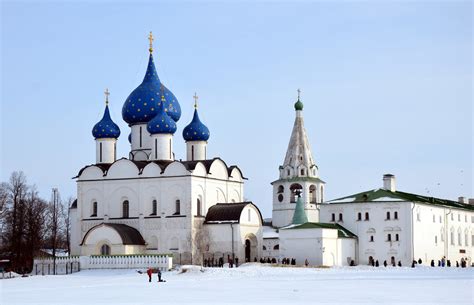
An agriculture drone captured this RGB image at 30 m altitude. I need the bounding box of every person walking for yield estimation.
[146,267,153,283]
[157,269,163,282]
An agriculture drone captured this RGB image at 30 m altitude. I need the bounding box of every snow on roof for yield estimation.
[262,225,279,239]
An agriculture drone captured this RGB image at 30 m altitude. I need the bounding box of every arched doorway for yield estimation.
[245,239,251,262]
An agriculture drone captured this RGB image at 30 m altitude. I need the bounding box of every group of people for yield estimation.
[366,259,402,267]
[146,268,164,282]
[428,256,469,268]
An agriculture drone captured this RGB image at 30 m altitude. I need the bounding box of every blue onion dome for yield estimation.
[92,104,121,139]
[183,108,210,142]
[122,53,181,125]
[147,96,177,134]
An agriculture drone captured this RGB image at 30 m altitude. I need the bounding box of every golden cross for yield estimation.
[104,88,110,105]
[193,92,199,109]
[297,88,301,100]
[148,31,154,53]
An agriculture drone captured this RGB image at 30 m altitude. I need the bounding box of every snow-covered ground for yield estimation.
[1,264,472,305]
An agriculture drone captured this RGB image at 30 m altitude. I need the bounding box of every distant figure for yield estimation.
[398,261,402,267]
[371,260,375,267]
[461,258,466,268]
[219,257,224,268]
[235,257,239,267]
[438,260,441,267]
[375,260,379,267]
[350,260,355,266]
[411,260,416,268]
[260,257,264,263]
[456,261,459,268]
[147,268,153,282]
[441,256,446,267]
[272,258,277,264]
[430,260,435,267]
[254,257,257,262]
[447,260,451,267]
[418,258,422,265]
[305,259,309,267]
[383,260,387,267]
[157,269,162,282]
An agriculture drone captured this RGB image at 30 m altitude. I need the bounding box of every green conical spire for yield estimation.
[292,195,308,225]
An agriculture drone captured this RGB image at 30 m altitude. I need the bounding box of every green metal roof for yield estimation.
[291,196,308,225]
[327,188,474,211]
[283,222,357,238]
[271,176,326,185]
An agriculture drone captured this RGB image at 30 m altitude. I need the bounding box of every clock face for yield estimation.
[278,194,284,202]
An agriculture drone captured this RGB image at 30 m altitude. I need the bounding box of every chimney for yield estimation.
[383,174,396,192]
[458,196,467,204]
[468,198,474,205]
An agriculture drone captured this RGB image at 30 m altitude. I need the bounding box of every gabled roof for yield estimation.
[271,176,325,185]
[327,188,474,211]
[282,222,357,238]
[81,223,146,245]
[204,202,262,224]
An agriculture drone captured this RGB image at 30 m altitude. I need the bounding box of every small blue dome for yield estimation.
[183,108,210,141]
[147,97,177,134]
[122,54,181,125]
[92,105,121,139]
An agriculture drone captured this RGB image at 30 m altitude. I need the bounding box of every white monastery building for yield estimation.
[70,33,473,268]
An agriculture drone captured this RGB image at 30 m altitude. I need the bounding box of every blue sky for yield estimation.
[1,1,472,217]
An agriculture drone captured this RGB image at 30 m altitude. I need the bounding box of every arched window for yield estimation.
[300,169,305,176]
[338,213,343,222]
[277,185,284,194]
[394,211,398,220]
[387,211,391,220]
[309,185,317,203]
[174,199,181,215]
[331,213,335,222]
[122,200,129,218]
[151,200,157,216]
[290,183,303,203]
[262,245,267,250]
[357,212,362,221]
[320,185,324,202]
[91,201,98,217]
[365,212,370,221]
[395,234,399,241]
[197,198,202,216]
[387,234,392,241]
[273,245,279,250]
[369,235,374,242]
[100,244,110,255]
[450,230,454,245]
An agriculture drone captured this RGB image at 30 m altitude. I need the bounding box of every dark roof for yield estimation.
[70,199,77,209]
[282,222,357,238]
[271,176,325,185]
[205,202,262,224]
[81,223,145,245]
[327,188,474,211]
[74,157,246,179]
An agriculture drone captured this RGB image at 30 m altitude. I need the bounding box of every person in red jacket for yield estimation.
[146,268,153,282]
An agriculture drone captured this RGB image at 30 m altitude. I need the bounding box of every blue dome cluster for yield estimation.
[92,105,121,139]
[147,97,177,134]
[122,54,181,125]
[183,108,210,141]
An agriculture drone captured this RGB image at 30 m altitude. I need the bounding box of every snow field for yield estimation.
[1,264,472,305]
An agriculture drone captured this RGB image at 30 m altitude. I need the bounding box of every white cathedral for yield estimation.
[70,34,474,267]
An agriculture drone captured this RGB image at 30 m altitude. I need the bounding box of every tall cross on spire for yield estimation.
[104,88,110,105]
[148,31,154,53]
[193,92,199,109]
[297,88,301,100]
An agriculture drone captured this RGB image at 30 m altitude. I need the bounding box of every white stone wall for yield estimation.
[150,134,173,161]
[186,141,207,161]
[262,238,279,259]
[279,228,355,266]
[412,203,473,266]
[96,138,116,164]
[320,202,412,266]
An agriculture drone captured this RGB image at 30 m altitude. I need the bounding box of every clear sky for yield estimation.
[1,1,472,217]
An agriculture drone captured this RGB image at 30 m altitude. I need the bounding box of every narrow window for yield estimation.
[205,146,207,159]
[387,211,391,220]
[300,169,304,176]
[338,213,343,222]
[465,215,468,223]
[417,213,420,221]
[365,212,369,221]
[174,200,180,215]
[152,200,157,215]
[123,200,129,218]
[154,139,157,159]
[395,234,399,241]
[197,199,202,216]
[370,235,374,242]
[450,232,454,245]
[262,245,266,251]
[114,142,116,160]
[439,215,442,223]
[309,185,317,203]
[387,234,392,242]
[331,213,335,222]
[320,186,324,202]
[139,126,142,147]
[471,235,474,246]
[191,145,194,161]
[465,234,468,246]
[91,202,97,217]
[451,214,453,221]
[100,244,110,255]
[287,169,290,176]
[357,212,362,221]
[458,214,460,221]
[435,236,438,244]
[458,233,462,246]
[169,139,172,159]
[433,215,436,223]
[99,142,103,162]
[395,211,398,220]
[248,209,251,222]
